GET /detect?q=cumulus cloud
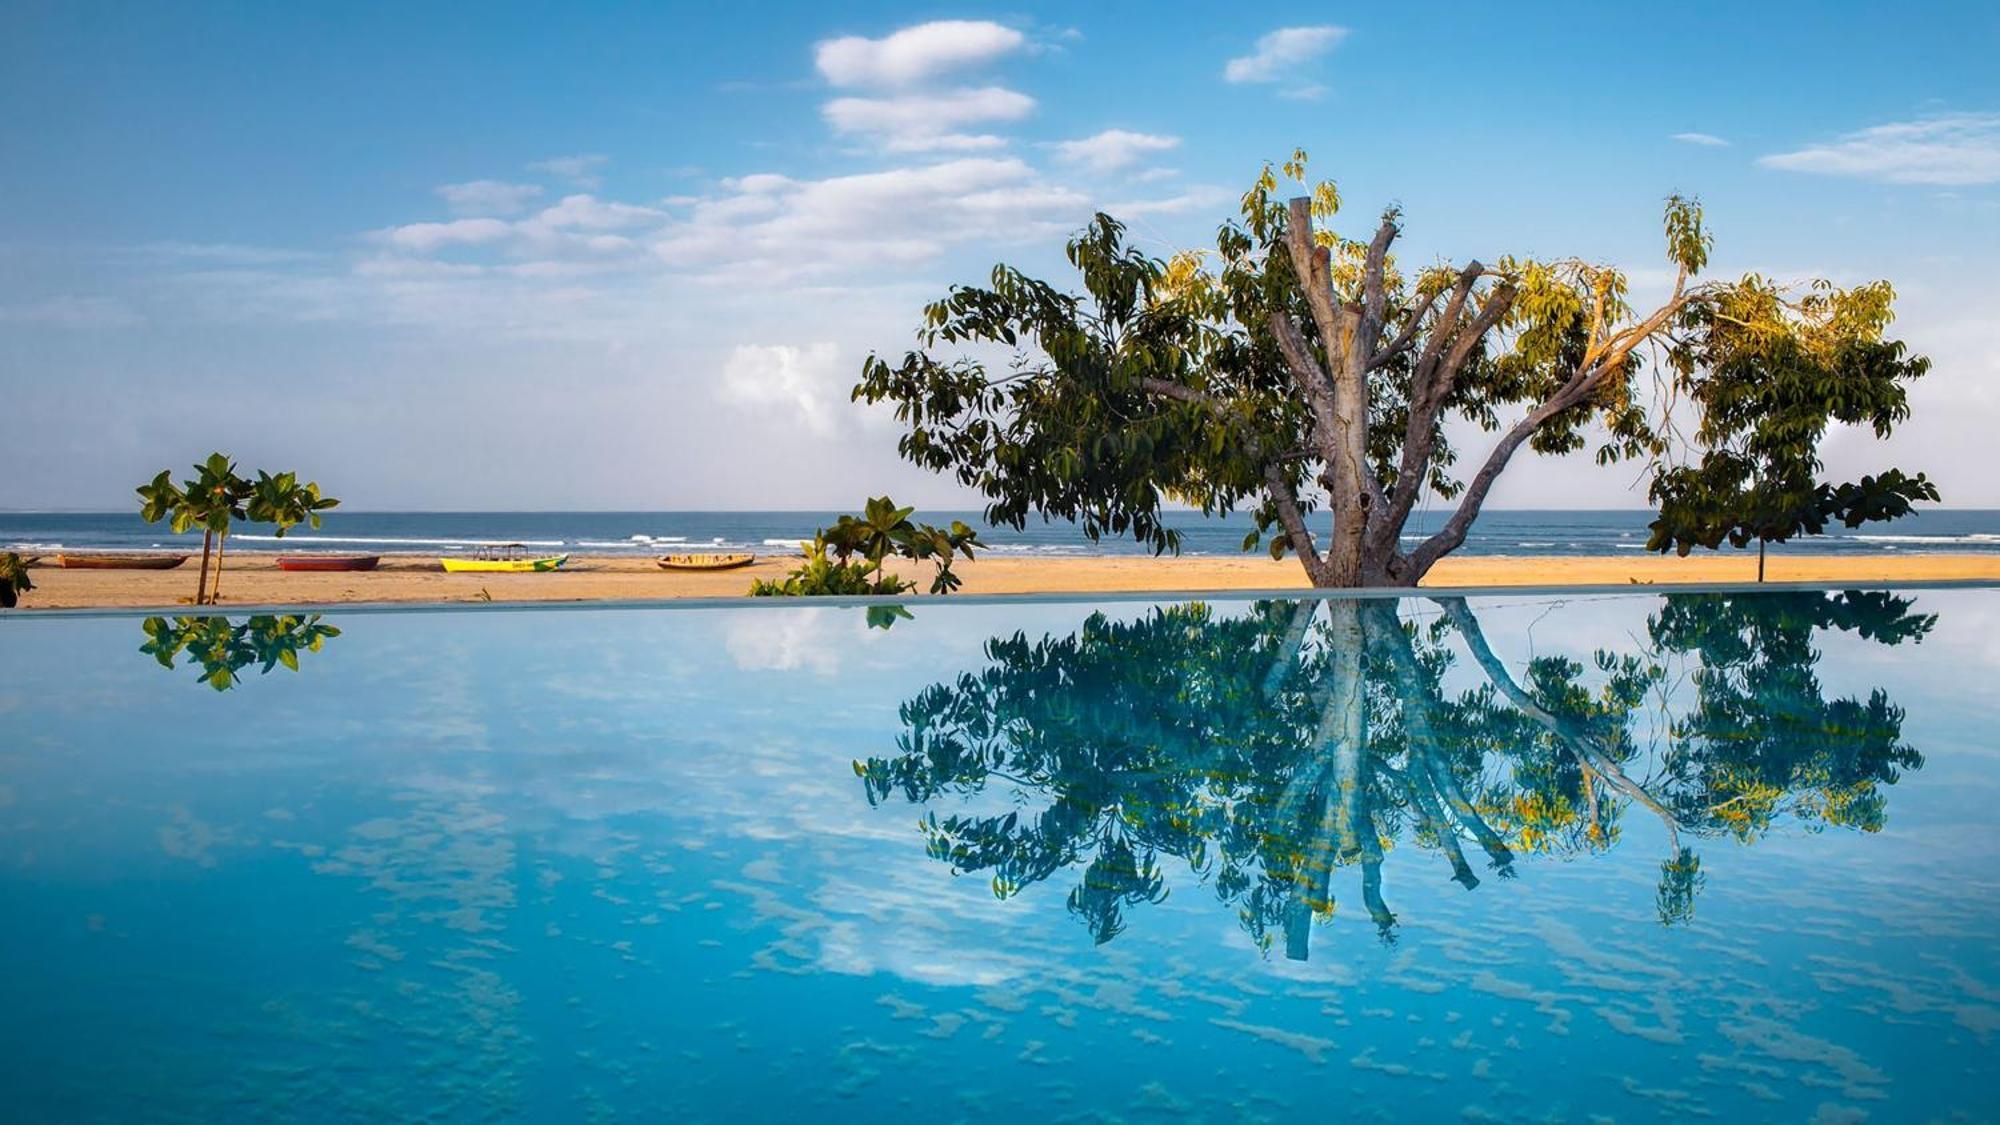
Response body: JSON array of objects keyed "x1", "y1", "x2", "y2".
[
  {"x1": 815, "y1": 20, "x2": 1025, "y2": 87},
  {"x1": 528, "y1": 154, "x2": 610, "y2": 188},
  {"x1": 1758, "y1": 113, "x2": 2000, "y2": 185},
  {"x1": 1224, "y1": 26, "x2": 1347, "y2": 85},
  {"x1": 1671, "y1": 132, "x2": 1730, "y2": 147},
  {"x1": 436, "y1": 180, "x2": 544, "y2": 216},
  {"x1": 652, "y1": 157, "x2": 1089, "y2": 280},
  {"x1": 823, "y1": 86, "x2": 1035, "y2": 152},
  {"x1": 718, "y1": 342, "x2": 849, "y2": 435},
  {"x1": 1051, "y1": 129, "x2": 1179, "y2": 174}
]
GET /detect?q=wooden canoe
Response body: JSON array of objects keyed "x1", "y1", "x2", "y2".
[
  {"x1": 277, "y1": 555, "x2": 381, "y2": 572},
  {"x1": 658, "y1": 553, "x2": 755, "y2": 571},
  {"x1": 58, "y1": 553, "x2": 189, "y2": 570},
  {"x1": 440, "y1": 554, "x2": 568, "y2": 573}
]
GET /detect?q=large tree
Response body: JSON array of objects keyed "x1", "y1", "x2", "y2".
[{"x1": 857, "y1": 152, "x2": 1935, "y2": 586}]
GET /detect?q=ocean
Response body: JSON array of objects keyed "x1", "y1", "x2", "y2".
[{"x1": 5, "y1": 508, "x2": 2000, "y2": 559}]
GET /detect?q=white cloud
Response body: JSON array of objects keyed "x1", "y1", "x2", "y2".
[
  {"x1": 815, "y1": 20, "x2": 1025, "y2": 87},
  {"x1": 436, "y1": 180, "x2": 544, "y2": 216},
  {"x1": 534, "y1": 193, "x2": 663, "y2": 230},
  {"x1": 1671, "y1": 132, "x2": 1730, "y2": 147},
  {"x1": 1051, "y1": 129, "x2": 1180, "y2": 174},
  {"x1": 652, "y1": 157, "x2": 1089, "y2": 281},
  {"x1": 718, "y1": 342, "x2": 849, "y2": 436},
  {"x1": 1224, "y1": 26, "x2": 1347, "y2": 85},
  {"x1": 528, "y1": 154, "x2": 610, "y2": 188},
  {"x1": 378, "y1": 218, "x2": 516, "y2": 253},
  {"x1": 1758, "y1": 113, "x2": 2000, "y2": 185},
  {"x1": 823, "y1": 86, "x2": 1035, "y2": 152}
]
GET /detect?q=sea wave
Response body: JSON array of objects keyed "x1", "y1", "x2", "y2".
[{"x1": 1847, "y1": 533, "x2": 2000, "y2": 544}]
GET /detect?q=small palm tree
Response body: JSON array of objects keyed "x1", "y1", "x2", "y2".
[{"x1": 138, "y1": 456, "x2": 337, "y2": 604}]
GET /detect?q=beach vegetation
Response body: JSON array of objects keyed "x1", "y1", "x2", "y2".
[
  {"x1": 0, "y1": 552, "x2": 33, "y2": 608},
  {"x1": 857, "y1": 150, "x2": 1934, "y2": 587},
  {"x1": 750, "y1": 496, "x2": 983, "y2": 597},
  {"x1": 137, "y1": 455, "x2": 338, "y2": 604}
]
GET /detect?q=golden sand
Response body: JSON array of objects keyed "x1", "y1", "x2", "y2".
[{"x1": 10, "y1": 551, "x2": 1999, "y2": 610}]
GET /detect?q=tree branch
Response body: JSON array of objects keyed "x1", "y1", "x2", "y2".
[
  {"x1": 1368, "y1": 281, "x2": 1518, "y2": 562},
  {"x1": 1137, "y1": 377, "x2": 1214, "y2": 405},
  {"x1": 1264, "y1": 462, "x2": 1331, "y2": 585},
  {"x1": 1367, "y1": 266, "x2": 1481, "y2": 373}
]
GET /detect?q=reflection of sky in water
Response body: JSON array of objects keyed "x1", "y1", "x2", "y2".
[{"x1": 0, "y1": 590, "x2": 1995, "y2": 1121}]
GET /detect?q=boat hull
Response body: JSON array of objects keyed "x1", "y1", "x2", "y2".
[
  {"x1": 58, "y1": 554, "x2": 189, "y2": 570},
  {"x1": 658, "y1": 553, "x2": 755, "y2": 572},
  {"x1": 277, "y1": 555, "x2": 381, "y2": 572},
  {"x1": 439, "y1": 555, "x2": 568, "y2": 573}
]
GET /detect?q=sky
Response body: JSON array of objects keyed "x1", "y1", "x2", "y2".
[{"x1": 2, "y1": 0, "x2": 1997, "y2": 512}]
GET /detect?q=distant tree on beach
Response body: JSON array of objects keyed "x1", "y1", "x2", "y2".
[
  {"x1": 138, "y1": 455, "x2": 338, "y2": 605},
  {"x1": 750, "y1": 495, "x2": 983, "y2": 598},
  {"x1": 856, "y1": 150, "x2": 1936, "y2": 587},
  {"x1": 0, "y1": 552, "x2": 32, "y2": 608}
]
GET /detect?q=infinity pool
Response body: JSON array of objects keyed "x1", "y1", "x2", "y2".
[{"x1": 1, "y1": 588, "x2": 1995, "y2": 1121}]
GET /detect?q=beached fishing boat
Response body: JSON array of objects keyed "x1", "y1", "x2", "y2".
[
  {"x1": 58, "y1": 553, "x2": 188, "y2": 570},
  {"x1": 439, "y1": 544, "x2": 568, "y2": 573},
  {"x1": 657, "y1": 553, "x2": 755, "y2": 572},
  {"x1": 276, "y1": 555, "x2": 380, "y2": 572}
]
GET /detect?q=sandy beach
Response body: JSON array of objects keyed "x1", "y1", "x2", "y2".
[{"x1": 9, "y1": 551, "x2": 2000, "y2": 610}]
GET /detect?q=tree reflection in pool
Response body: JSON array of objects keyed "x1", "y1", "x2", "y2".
[{"x1": 857, "y1": 590, "x2": 1929, "y2": 952}]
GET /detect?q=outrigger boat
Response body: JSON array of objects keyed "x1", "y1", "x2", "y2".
[
  {"x1": 277, "y1": 555, "x2": 381, "y2": 572},
  {"x1": 439, "y1": 544, "x2": 568, "y2": 573},
  {"x1": 58, "y1": 553, "x2": 189, "y2": 570},
  {"x1": 657, "y1": 552, "x2": 755, "y2": 572}
]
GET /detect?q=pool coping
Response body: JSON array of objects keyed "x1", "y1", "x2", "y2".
[{"x1": 5, "y1": 577, "x2": 1999, "y2": 622}]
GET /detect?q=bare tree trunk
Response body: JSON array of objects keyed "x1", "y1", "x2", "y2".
[
  {"x1": 210, "y1": 530, "x2": 228, "y2": 605},
  {"x1": 195, "y1": 530, "x2": 213, "y2": 606},
  {"x1": 1757, "y1": 539, "x2": 1767, "y2": 583}
]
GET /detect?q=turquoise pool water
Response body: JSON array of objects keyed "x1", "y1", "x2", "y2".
[{"x1": 1, "y1": 588, "x2": 1995, "y2": 1121}]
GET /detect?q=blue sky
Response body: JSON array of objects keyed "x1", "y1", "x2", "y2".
[{"x1": 3, "y1": 1, "x2": 1997, "y2": 510}]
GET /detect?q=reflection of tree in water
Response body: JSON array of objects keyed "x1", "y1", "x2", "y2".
[
  {"x1": 139, "y1": 614, "x2": 340, "y2": 690},
  {"x1": 856, "y1": 592, "x2": 1930, "y2": 955}
]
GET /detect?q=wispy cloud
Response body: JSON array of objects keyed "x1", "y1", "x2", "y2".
[
  {"x1": 1671, "y1": 132, "x2": 1730, "y2": 147},
  {"x1": 823, "y1": 86, "x2": 1035, "y2": 152},
  {"x1": 815, "y1": 20, "x2": 1025, "y2": 87},
  {"x1": 1759, "y1": 112, "x2": 2000, "y2": 185},
  {"x1": 1223, "y1": 26, "x2": 1346, "y2": 91},
  {"x1": 528, "y1": 154, "x2": 610, "y2": 189},
  {"x1": 437, "y1": 180, "x2": 544, "y2": 216},
  {"x1": 1050, "y1": 129, "x2": 1179, "y2": 174},
  {"x1": 0, "y1": 294, "x2": 141, "y2": 327}
]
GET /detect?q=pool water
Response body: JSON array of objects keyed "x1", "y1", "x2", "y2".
[{"x1": 1, "y1": 588, "x2": 1995, "y2": 1121}]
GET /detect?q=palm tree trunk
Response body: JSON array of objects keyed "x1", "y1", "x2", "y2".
[{"x1": 195, "y1": 530, "x2": 214, "y2": 606}]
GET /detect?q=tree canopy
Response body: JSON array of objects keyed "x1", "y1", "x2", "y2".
[{"x1": 857, "y1": 151, "x2": 1935, "y2": 586}]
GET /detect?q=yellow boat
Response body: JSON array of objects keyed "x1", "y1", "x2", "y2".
[
  {"x1": 439, "y1": 544, "x2": 569, "y2": 573},
  {"x1": 657, "y1": 552, "x2": 755, "y2": 572}
]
